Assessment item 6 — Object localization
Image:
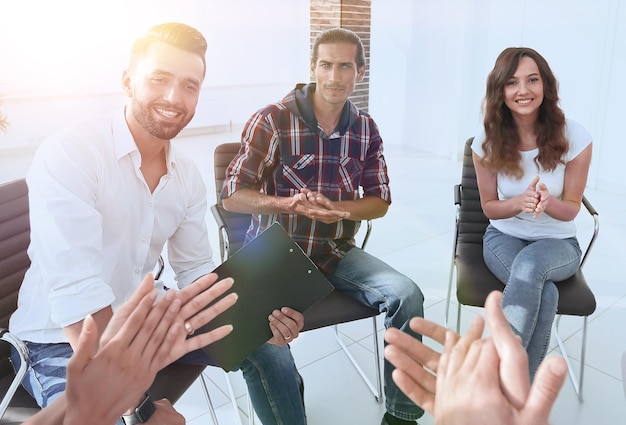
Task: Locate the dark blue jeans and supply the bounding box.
[324,247,425,421]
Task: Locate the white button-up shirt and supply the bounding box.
[10,109,215,343]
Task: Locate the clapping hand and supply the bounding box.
[62,273,237,424]
[384,291,567,425]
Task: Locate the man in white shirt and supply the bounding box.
[9,22,303,424]
[8,22,213,424]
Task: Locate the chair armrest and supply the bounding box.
[360,220,373,250]
[453,184,461,206]
[582,195,598,217]
[210,204,228,262]
[155,255,165,280]
[210,205,253,262]
[0,329,30,418]
[580,195,600,268]
[210,204,228,230]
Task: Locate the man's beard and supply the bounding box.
[131,98,193,140]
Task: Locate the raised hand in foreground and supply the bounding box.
[25,273,237,425]
[384,291,567,425]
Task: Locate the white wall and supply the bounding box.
[370,0,625,193]
[0,0,310,148]
[3,0,625,194]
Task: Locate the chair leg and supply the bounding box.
[198,373,220,425]
[370,318,383,403]
[0,333,30,419]
[579,316,588,402]
[228,371,255,425]
[444,284,453,329]
[199,371,247,425]
[445,263,456,329]
[553,315,587,402]
[455,302,462,334]
[334,317,383,403]
[445,215,460,329]
[225,371,251,425]
[246,393,255,425]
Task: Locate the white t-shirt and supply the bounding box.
[10,109,216,343]
[471,119,592,240]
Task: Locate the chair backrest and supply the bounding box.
[0,179,30,381]
[453,138,504,307]
[457,137,490,246]
[212,142,254,260]
[213,142,242,205]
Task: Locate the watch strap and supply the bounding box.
[122,393,156,424]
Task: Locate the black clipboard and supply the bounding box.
[197,222,334,371]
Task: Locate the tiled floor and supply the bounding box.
[2,129,625,424]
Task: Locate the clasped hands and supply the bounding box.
[384,291,568,425]
[291,188,350,224]
[521,176,551,218]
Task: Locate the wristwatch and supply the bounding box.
[122,393,156,425]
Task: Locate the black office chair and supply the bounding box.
[0,178,206,424]
[210,143,383,416]
[0,179,39,425]
[445,137,599,402]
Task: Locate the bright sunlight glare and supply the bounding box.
[0,0,135,96]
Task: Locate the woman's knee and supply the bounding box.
[542,281,559,310]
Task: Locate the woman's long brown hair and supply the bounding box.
[481,47,567,178]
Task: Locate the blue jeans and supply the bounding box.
[9,341,72,409]
[483,225,581,378]
[180,345,307,425]
[10,342,144,425]
[325,247,425,421]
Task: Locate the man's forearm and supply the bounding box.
[333,196,389,221]
[64,306,113,350]
[222,189,286,215]
[222,189,388,221]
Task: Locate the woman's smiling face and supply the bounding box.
[503,55,544,121]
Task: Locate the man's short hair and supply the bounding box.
[129,22,208,76]
[311,28,365,69]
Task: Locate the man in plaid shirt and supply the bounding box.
[221,28,425,425]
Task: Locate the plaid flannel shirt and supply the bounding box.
[221,83,391,272]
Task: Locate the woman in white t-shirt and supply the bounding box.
[472,47,592,378]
